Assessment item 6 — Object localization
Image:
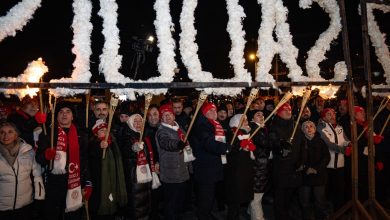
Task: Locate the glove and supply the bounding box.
[345,146,352,157]
[177,141,186,150]
[34,112,47,124]
[132,142,144,152]
[44,148,56,160]
[373,135,384,145]
[240,139,256,151]
[375,161,384,171]
[83,183,93,201]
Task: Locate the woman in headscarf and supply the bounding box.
[0,122,45,220]
[121,113,159,220]
[225,114,256,220]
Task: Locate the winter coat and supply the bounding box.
[144,123,160,162]
[225,129,255,204]
[268,115,307,188]
[189,114,231,184]
[121,127,151,220]
[35,125,90,213]
[0,139,44,211]
[175,112,190,131]
[317,120,349,169]
[155,123,190,183]
[7,110,40,147]
[303,133,330,186]
[249,122,271,193]
[88,135,127,214]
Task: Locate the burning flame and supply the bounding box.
[0,58,48,99]
[313,84,340,99]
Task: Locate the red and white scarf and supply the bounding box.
[52,124,83,212]
[208,119,227,164]
[144,137,161,189]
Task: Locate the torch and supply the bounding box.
[38,78,47,135]
[183,91,208,143]
[289,88,312,143]
[139,93,153,142]
[249,91,293,140]
[102,94,119,159]
[49,96,57,170]
[230,88,258,145]
[85,90,91,129]
[357,96,389,140]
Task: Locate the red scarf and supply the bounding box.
[177,128,189,144]
[52,124,82,212]
[143,137,156,172]
[208,119,226,142]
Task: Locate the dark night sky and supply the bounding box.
[0,0,389,83]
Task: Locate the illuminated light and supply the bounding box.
[248,53,256,61]
[147,35,154,43]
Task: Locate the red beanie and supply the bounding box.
[159,103,174,116]
[276,103,292,116]
[354,106,364,114]
[321,108,335,119]
[92,119,108,135]
[202,102,217,115]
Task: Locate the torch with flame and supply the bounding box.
[0,58,48,99]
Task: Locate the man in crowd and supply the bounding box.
[36,101,91,220]
[190,102,231,220]
[172,98,190,131]
[317,108,350,211]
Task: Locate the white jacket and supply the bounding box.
[0,139,45,211]
[317,120,350,169]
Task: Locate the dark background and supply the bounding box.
[0,0,389,84]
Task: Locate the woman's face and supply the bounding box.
[0,125,18,146]
[252,111,264,124]
[132,115,143,132]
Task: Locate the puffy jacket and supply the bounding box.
[317,120,349,169]
[0,139,45,211]
[155,122,190,183]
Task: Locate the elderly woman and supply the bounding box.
[122,113,158,220]
[300,121,330,220]
[0,122,45,220]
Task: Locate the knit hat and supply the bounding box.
[321,108,335,119]
[55,101,75,117]
[276,103,292,117]
[247,110,262,122]
[354,106,364,114]
[159,103,174,116]
[92,119,108,135]
[217,104,228,113]
[229,114,244,128]
[201,102,217,115]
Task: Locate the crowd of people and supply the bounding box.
[0,92,389,220]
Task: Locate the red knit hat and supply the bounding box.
[92,119,108,135]
[321,108,335,119]
[202,102,217,115]
[354,106,364,114]
[159,103,174,116]
[276,103,292,117]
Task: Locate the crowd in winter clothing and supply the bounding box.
[0,92,389,220]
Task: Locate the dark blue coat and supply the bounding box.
[189,114,230,183]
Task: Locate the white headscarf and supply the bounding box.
[126,113,143,133]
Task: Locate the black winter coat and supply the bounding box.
[269,116,307,188]
[250,122,271,193]
[189,114,231,184]
[121,127,151,220]
[225,128,254,204]
[35,124,90,217]
[303,132,330,186]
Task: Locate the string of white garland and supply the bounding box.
[179,0,251,96]
[366,3,390,85]
[257,0,305,84]
[0,58,48,99]
[0,0,42,42]
[299,0,343,81]
[49,0,93,97]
